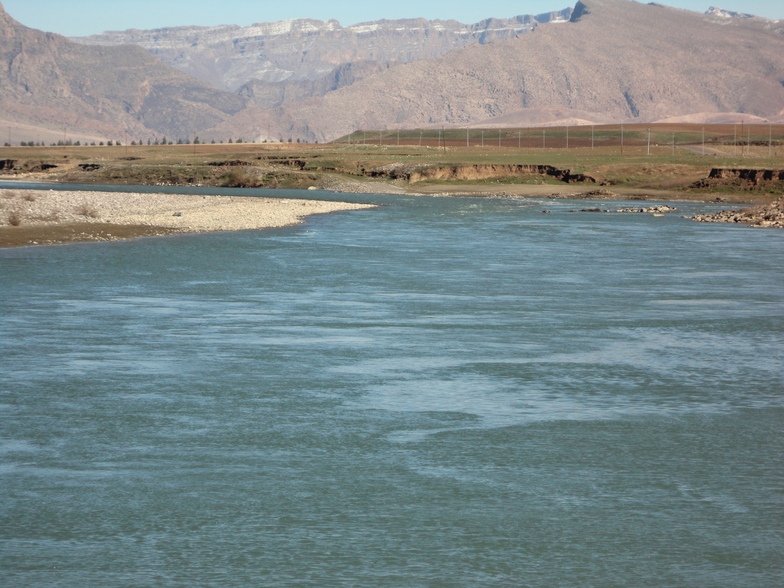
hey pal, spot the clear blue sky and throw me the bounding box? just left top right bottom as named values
left=3, top=0, right=782, bottom=36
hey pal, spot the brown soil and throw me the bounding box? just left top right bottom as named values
left=0, top=223, right=180, bottom=247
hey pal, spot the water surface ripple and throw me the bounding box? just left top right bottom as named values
left=2, top=193, right=783, bottom=586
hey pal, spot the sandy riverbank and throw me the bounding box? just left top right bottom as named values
left=0, top=188, right=376, bottom=247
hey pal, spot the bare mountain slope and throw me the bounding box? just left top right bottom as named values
left=256, top=0, right=784, bottom=142
left=2, top=0, right=782, bottom=145
left=0, top=2, right=246, bottom=143
left=235, top=61, right=393, bottom=110
left=74, top=10, right=574, bottom=94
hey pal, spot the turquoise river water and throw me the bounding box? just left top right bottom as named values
left=1, top=186, right=783, bottom=586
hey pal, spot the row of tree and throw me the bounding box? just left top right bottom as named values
left=132, top=137, right=247, bottom=145
left=12, top=140, right=119, bottom=147
left=4, top=137, right=317, bottom=147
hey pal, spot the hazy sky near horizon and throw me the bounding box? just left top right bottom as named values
left=3, top=0, right=782, bottom=35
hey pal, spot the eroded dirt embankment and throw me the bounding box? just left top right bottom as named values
left=364, top=164, right=596, bottom=184
left=693, top=168, right=784, bottom=190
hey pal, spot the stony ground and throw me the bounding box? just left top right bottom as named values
left=0, top=188, right=375, bottom=247
left=692, top=198, right=784, bottom=228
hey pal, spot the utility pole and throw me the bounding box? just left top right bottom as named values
left=591, top=125, right=594, bottom=150
left=518, top=131, right=521, bottom=149
left=542, top=129, right=546, bottom=149
left=769, top=123, right=773, bottom=157
left=702, top=126, right=705, bottom=156
left=498, top=130, right=501, bottom=148
left=647, top=127, right=651, bottom=156
left=672, top=133, right=675, bottom=156
left=481, top=130, right=484, bottom=147
left=466, top=128, right=469, bottom=148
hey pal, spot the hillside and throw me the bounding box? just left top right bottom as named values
left=0, top=1, right=246, bottom=143
left=1, top=0, right=782, bottom=145
left=73, top=9, right=574, bottom=96
left=254, top=0, right=784, bottom=142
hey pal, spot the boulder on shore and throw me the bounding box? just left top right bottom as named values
left=692, top=198, right=784, bottom=228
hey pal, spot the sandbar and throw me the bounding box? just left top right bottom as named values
left=0, top=188, right=375, bottom=247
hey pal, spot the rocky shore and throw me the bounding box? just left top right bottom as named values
left=692, top=198, right=784, bottom=228
left=0, top=188, right=375, bottom=247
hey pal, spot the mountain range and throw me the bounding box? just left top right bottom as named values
left=75, top=9, right=574, bottom=96
left=1, top=0, right=782, bottom=145
left=0, top=1, right=246, bottom=143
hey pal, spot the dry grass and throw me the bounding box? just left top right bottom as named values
left=221, top=167, right=261, bottom=188
left=2, top=125, right=782, bottom=203
left=7, top=210, right=22, bottom=226
left=75, top=202, right=99, bottom=218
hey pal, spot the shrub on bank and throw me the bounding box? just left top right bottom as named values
left=221, top=168, right=261, bottom=188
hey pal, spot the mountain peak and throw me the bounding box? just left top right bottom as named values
left=706, top=6, right=755, bottom=19
left=570, top=1, right=591, bottom=22
left=0, top=4, right=247, bottom=143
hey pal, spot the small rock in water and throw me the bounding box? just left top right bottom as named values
left=616, top=205, right=677, bottom=214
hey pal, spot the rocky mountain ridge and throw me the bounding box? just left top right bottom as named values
left=73, top=9, right=573, bottom=93
left=705, top=6, right=757, bottom=20
left=1, top=0, right=782, bottom=145
left=257, top=0, right=784, bottom=142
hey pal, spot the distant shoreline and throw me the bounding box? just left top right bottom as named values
left=2, top=138, right=781, bottom=212
left=1, top=167, right=777, bottom=208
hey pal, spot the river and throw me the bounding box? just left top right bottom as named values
left=1, top=187, right=782, bottom=586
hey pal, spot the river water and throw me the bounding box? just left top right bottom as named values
left=1, top=188, right=783, bottom=586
